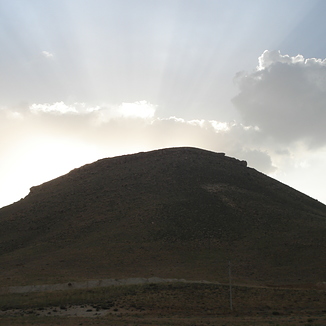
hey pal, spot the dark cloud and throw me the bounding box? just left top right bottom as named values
left=232, top=50, right=326, bottom=148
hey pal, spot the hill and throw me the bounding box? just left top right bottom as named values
left=0, top=147, right=325, bottom=286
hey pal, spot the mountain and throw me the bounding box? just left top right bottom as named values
left=0, top=147, right=325, bottom=287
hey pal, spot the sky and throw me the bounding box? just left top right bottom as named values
left=1, top=0, right=326, bottom=208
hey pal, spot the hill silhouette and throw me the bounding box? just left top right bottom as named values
left=0, top=147, right=325, bottom=287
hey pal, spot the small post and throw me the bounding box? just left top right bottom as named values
left=228, top=261, right=233, bottom=311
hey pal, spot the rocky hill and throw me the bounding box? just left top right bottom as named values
left=0, top=147, right=325, bottom=286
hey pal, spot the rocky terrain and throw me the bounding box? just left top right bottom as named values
left=0, top=147, right=325, bottom=287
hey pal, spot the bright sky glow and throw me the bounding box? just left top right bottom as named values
left=118, top=101, right=156, bottom=119
left=1, top=0, right=326, bottom=208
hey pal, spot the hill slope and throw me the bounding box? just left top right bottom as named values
left=0, top=147, right=325, bottom=286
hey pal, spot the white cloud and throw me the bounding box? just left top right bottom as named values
left=30, top=102, right=78, bottom=114
left=233, top=50, right=326, bottom=147
left=210, top=121, right=231, bottom=132
left=257, top=50, right=305, bottom=70
left=41, top=51, right=54, bottom=58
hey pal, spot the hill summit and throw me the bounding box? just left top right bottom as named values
left=0, top=147, right=325, bottom=286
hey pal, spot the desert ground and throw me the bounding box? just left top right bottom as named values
left=1, top=280, right=325, bottom=325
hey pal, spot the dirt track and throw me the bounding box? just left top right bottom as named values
left=0, top=277, right=211, bottom=294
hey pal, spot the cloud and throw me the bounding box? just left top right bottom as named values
left=41, top=51, right=54, bottom=58
left=0, top=99, right=281, bottom=208
left=28, top=100, right=157, bottom=121
left=30, top=102, right=78, bottom=114
left=257, top=50, right=305, bottom=70
left=232, top=50, right=326, bottom=148
left=0, top=101, right=276, bottom=168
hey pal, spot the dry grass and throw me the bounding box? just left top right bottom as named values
left=1, top=282, right=325, bottom=325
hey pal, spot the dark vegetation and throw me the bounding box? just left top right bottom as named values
left=0, top=147, right=325, bottom=287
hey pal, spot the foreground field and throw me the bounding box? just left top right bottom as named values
left=1, top=282, right=325, bottom=325
left=2, top=315, right=326, bottom=326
